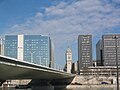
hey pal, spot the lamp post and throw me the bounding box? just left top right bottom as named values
left=113, top=35, right=119, bottom=90
left=30, top=51, right=34, bottom=63
left=45, top=59, right=47, bottom=67
left=39, top=56, right=41, bottom=65
left=0, top=38, right=2, bottom=55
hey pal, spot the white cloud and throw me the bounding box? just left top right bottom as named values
left=35, top=12, right=43, bottom=18
left=45, top=2, right=67, bottom=16
left=5, top=0, right=120, bottom=65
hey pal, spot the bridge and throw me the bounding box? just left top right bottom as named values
left=0, top=55, right=75, bottom=89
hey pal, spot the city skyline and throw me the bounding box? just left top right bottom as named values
left=0, top=0, right=120, bottom=66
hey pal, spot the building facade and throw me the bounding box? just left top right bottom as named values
left=0, top=44, right=1, bottom=55
left=72, top=61, right=79, bottom=74
left=80, top=66, right=120, bottom=76
left=4, top=35, right=18, bottom=59
left=78, top=35, right=92, bottom=69
left=0, top=38, right=5, bottom=56
left=4, top=34, right=54, bottom=67
left=65, top=47, right=72, bottom=73
left=102, top=34, right=120, bottom=66
left=96, top=40, right=103, bottom=66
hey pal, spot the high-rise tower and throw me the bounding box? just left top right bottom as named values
left=102, top=34, right=120, bottom=66
left=96, top=40, right=103, bottom=66
left=96, top=34, right=120, bottom=66
left=78, top=35, right=92, bottom=69
left=4, top=34, right=54, bottom=67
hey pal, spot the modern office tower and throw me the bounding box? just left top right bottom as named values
left=102, top=34, right=120, bottom=66
left=0, top=44, right=1, bottom=55
left=50, top=40, right=54, bottom=68
left=65, top=47, right=72, bottom=73
left=4, top=35, right=18, bottom=59
left=78, top=35, right=92, bottom=69
left=72, top=61, right=79, bottom=74
left=4, top=34, right=54, bottom=67
left=96, top=40, right=103, bottom=66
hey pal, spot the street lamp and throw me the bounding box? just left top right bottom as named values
left=0, top=38, right=2, bottom=55
left=30, top=51, right=35, bottom=63
left=45, top=59, right=48, bottom=67
left=54, top=62, right=57, bottom=70
left=113, top=35, right=119, bottom=90
left=39, top=56, right=41, bottom=65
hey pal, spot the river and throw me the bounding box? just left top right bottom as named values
left=0, top=87, right=117, bottom=90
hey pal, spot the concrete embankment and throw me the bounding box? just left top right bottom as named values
left=71, top=75, right=117, bottom=85
left=66, top=75, right=118, bottom=89
left=66, top=85, right=117, bottom=89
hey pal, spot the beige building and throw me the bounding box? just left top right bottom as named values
left=80, top=66, right=120, bottom=76
left=65, top=47, right=72, bottom=73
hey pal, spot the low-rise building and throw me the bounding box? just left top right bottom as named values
left=80, top=66, right=119, bottom=76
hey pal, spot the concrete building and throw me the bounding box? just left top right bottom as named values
left=80, top=66, right=120, bottom=76
left=92, top=60, right=97, bottom=67
left=74, top=61, right=79, bottom=73
left=102, top=34, right=120, bottom=66
left=72, top=61, right=79, bottom=74
left=78, top=35, right=92, bottom=69
left=50, top=40, right=54, bottom=68
left=96, top=40, right=103, bottom=66
left=0, top=38, right=4, bottom=55
left=65, top=47, right=72, bottom=73
left=97, top=34, right=120, bottom=66
left=0, top=44, right=1, bottom=55
left=4, top=34, right=54, bottom=67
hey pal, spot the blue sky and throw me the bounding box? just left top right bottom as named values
left=0, top=0, right=120, bottom=67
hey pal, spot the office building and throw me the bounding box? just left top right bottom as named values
left=0, top=38, right=4, bottom=55
left=72, top=61, right=79, bottom=74
left=4, top=34, right=54, bottom=67
left=0, top=44, right=1, bottom=55
left=96, top=40, right=103, bottom=66
left=65, top=47, right=72, bottom=73
left=50, top=40, right=54, bottom=68
left=80, top=66, right=120, bottom=76
left=102, top=34, right=120, bottom=66
left=78, top=35, right=92, bottom=69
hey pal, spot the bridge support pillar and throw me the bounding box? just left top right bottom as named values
left=29, top=79, right=54, bottom=90
left=0, top=80, right=6, bottom=86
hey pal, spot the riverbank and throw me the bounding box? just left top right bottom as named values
left=71, top=75, right=117, bottom=85
left=66, top=84, right=117, bottom=89
left=0, top=84, right=117, bottom=90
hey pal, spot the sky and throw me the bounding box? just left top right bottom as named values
left=0, top=0, right=120, bottom=67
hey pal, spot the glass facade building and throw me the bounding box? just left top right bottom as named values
left=96, top=40, right=103, bottom=66
left=78, top=35, right=92, bottom=69
left=4, top=35, right=54, bottom=67
left=4, top=35, right=18, bottom=59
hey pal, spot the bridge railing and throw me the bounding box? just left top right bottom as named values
left=54, top=63, right=63, bottom=71
left=41, top=62, right=63, bottom=71
left=30, top=59, right=64, bottom=72
left=0, top=55, right=64, bottom=72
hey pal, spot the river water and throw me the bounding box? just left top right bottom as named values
left=0, top=87, right=116, bottom=90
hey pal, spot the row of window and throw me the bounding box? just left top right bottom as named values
left=24, top=56, right=48, bottom=59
